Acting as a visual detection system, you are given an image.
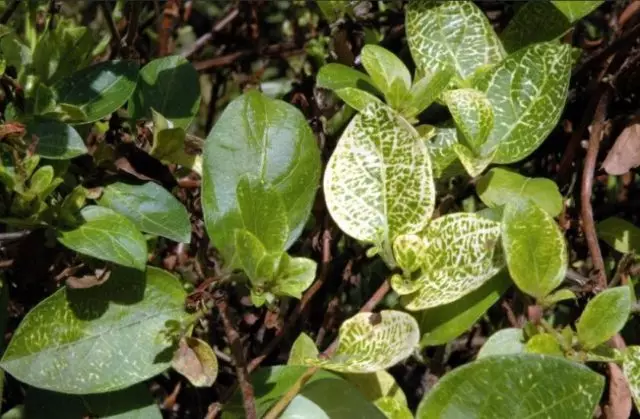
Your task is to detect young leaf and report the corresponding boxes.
[417,271,510,347]
[341,371,408,408]
[416,354,604,418]
[271,255,316,300]
[502,199,567,300]
[234,229,269,282]
[360,45,411,109]
[525,334,564,356]
[172,337,218,387]
[52,60,139,124]
[452,143,495,177]
[401,67,454,119]
[324,102,434,251]
[0,267,188,394]
[202,91,321,261]
[427,124,461,178]
[288,333,319,366]
[400,213,503,311]
[597,217,640,254]
[375,397,413,419]
[129,55,201,129]
[623,346,640,411]
[57,205,148,271]
[25,119,87,159]
[392,234,427,274]
[443,88,493,152]
[542,288,577,306]
[576,286,631,350]
[474,42,572,163]
[316,63,378,94]
[477,167,564,217]
[477,328,525,359]
[406,0,504,80]
[307,311,420,373]
[98,182,191,243]
[335,87,383,111]
[553,1,603,22]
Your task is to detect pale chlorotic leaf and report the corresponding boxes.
[401,68,454,119]
[416,354,604,419]
[172,337,218,387]
[374,397,413,419]
[316,63,378,94]
[623,346,640,411]
[342,370,407,408]
[502,199,567,300]
[443,88,493,152]
[477,167,564,217]
[98,182,191,243]
[202,91,321,262]
[24,385,162,419]
[417,271,510,347]
[400,213,503,311]
[0,267,189,394]
[324,102,435,252]
[427,123,461,178]
[597,217,640,254]
[57,205,148,271]
[452,143,495,177]
[477,328,525,359]
[525,334,564,356]
[392,234,427,274]
[474,42,572,163]
[129,55,200,129]
[307,310,420,373]
[288,333,319,366]
[360,45,411,109]
[406,0,504,80]
[335,87,383,111]
[25,119,87,159]
[576,286,631,350]
[52,60,139,124]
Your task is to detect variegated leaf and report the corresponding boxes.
[288,333,319,366]
[406,0,504,80]
[427,124,461,178]
[336,87,383,111]
[402,68,454,119]
[307,311,419,373]
[392,234,427,274]
[324,102,435,251]
[623,346,640,411]
[443,88,493,153]
[453,144,495,177]
[400,213,503,311]
[474,42,572,163]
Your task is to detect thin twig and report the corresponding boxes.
[0,230,29,242]
[193,43,304,72]
[0,0,21,24]
[182,7,239,59]
[122,2,142,57]
[101,1,121,57]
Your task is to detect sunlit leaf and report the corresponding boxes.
[335,87,383,111]
[443,88,493,152]
[525,334,563,356]
[576,286,631,350]
[375,397,413,419]
[477,328,525,359]
[361,45,411,109]
[401,68,454,119]
[288,333,319,366]
[25,119,87,159]
[427,124,461,178]
[452,143,495,177]
[623,346,640,411]
[392,234,427,274]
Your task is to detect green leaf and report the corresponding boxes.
[597,217,640,254]
[401,67,454,119]
[25,385,162,419]
[417,271,510,347]
[307,310,420,373]
[623,346,640,411]
[474,42,572,163]
[541,288,577,306]
[502,199,567,300]
[52,60,139,124]
[477,328,525,359]
[375,397,413,419]
[360,45,411,109]
[98,182,191,243]
[341,371,407,407]
[1,267,188,394]
[324,102,435,253]
[553,1,603,20]
[406,0,504,80]
[57,205,148,270]
[392,234,427,274]
[416,354,604,419]
[129,55,201,129]
[0,25,31,72]
[525,334,563,356]
[452,143,495,177]
[576,286,631,350]
[234,229,269,282]
[400,213,503,311]
[316,63,378,94]
[202,91,321,262]
[477,167,564,217]
[335,87,383,111]
[171,337,218,387]
[149,110,201,173]
[25,119,87,159]
[427,124,461,178]
[32,25,94,85]
[443,88,493,152]
[288,333,319,365]
[270,254,316,300]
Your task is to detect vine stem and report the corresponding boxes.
[263,279,391,419]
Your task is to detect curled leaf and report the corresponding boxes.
[172,337,218,387]
[602,122,640,175]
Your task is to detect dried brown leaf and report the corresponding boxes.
[172,337,218,387]
[603,123,640,175]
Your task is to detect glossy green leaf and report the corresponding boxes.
[361,45,411,109]
[542,288,577,306]
[406,0,504,80]
[623,346,640,411]
[427,124,460,178]
[25,119,87,159]
[335,87,383,111]
[525,334,563,356]
[552,1,603,20]
[316,63,378,94]
[288,333,319,365]
[576,286,631,350]
[401,68,454,119]
[477,168,564,217]
[53,60,139,124]
[400,213,503,311]
[502,199,567,300]
[443,88,493,152]
[307,310,420,373]
[129,55,200,129]
[597,217,640,254]
[417,271,510,347]
[270,254,316,300]
[202,91,321,261]
[324,102,434,254]
[57,205,148,270]
[149,110,201,173]
[417,354,604,419]
[171,337,218,387]
[474,42,572,163]
[477,328,525,359]
[98,182,191,243]
[25,385,162,419]
[1,267,188,394]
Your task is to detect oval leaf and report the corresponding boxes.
[317,63,378,94]
[288,333,319,366]
[26,119,87,159]
[335,87,383,111]
[477,328,525,359]
[307,310,419,373]
[502,199,567,300]
[1,267,189,394]
[172,337,218,387]
[443,88,493,152]
[417,354,604,419]
[57,205,148,270]
[597,217,640,254]
[53,60,139,124]
[98,182,191,243]
[577,286,631,350]
[360,45,411,108]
